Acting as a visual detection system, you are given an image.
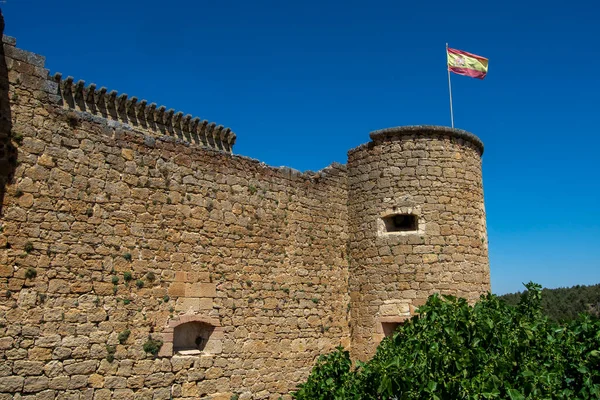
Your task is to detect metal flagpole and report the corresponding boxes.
[446,43,455,128]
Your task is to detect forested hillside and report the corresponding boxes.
[498,283,600,322]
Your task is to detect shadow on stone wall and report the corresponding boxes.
[0,10,16,215]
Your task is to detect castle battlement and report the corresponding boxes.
[2,34,236,154]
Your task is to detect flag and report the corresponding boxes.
[447,47,488,79]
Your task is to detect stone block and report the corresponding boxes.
[63,360,97,375]
[0,264,13,278]
[175,297,200,312]
[23,376,49,392]
[104,376,127,389]
[168,282,186,297]
[198,297,213,309]
[13,360,44,376]
[68,375,88,389]
[87,373,104,389]
[28,347,52,361]
[93,389,112,400]
[174,271,187,282]
[185,282,216,298]
[0,376,24,392]
[157,342,173,357]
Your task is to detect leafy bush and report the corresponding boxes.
[24,267,37,279]
[293,283,600,399]
[143,337,163,356]
[292,345,356,399]
[118,329,131,344]
[106,345,116,363]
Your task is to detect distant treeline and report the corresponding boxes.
[498,283,600,322]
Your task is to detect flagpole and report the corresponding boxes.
[446,43,455,128]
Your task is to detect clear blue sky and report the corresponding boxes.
[3,0,599,294]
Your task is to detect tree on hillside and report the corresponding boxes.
[499,283,600,322]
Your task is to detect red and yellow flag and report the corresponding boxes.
[447,47,488,79]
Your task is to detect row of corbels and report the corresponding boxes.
[53,73,236,148]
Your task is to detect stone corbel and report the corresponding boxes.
[74,80,85,98]
[62,76,74,96]
[173,111,183,128]
[136,99,148,118]
[147,103,157,122]
[95,87,107,104]
[117,93,128,111]
[107,90,118,109]
[164,109,175,125]
[182,114,192,132]
[126,96,138,114]
[85,83,96,103]
[155,105,166,124]
[191,117,200,133]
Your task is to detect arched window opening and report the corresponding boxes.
[173,322,215,355]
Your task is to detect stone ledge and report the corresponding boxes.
[368,125,484,155]
[2,35,16,46]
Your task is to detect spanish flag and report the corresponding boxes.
[447,47,488,79]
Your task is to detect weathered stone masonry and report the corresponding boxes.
[0,15,490,400]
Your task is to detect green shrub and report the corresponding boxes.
[143,337,163,356]
[123,271,133,282]
[12,131,23,144]
[106,345,116,363]
[293,346,356,399]
[293,282,600,399]
[118,329,131,344]
[111,276,119,285]
[135,279,144,289]
[24,267,37,279]
[24,242,34,253]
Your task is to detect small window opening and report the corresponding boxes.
[173,322,215,355]
[382,321,403,337]
[383,214,418,232]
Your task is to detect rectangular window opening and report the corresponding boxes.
[382,321,403,337]
[383,214,418,233]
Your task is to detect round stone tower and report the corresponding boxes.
[347,126,490,361]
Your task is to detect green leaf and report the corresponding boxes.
[507,388,525,400]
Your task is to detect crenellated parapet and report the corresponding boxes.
[52,72,237,153]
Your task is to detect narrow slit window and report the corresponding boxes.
[383,214,418,232]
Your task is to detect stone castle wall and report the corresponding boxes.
[0,15,490,400]
[0,32,350,400]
